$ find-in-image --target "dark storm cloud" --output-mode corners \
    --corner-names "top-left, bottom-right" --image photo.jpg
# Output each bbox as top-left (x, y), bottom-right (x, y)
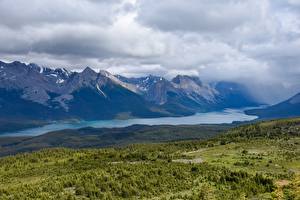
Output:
top-left (0, 0), bottom-right (299, 103)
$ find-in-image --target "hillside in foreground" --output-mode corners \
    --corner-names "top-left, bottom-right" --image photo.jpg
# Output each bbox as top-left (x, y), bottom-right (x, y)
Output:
top-left (0, 118), bottom-right (299, 199)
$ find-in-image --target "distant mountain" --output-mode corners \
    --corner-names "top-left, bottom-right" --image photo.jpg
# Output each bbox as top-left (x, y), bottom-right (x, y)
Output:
top-left (212, 81), bottom-right (260, 109)
top-left (246, 93), bottom-right (300, 119)
top-left (0, 61), bottom-right (260, 121)
top-left (121, 74), bottom-right (259, 113)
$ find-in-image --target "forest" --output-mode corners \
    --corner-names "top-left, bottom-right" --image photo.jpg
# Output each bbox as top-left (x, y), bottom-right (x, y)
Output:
top-left (0, 118), bottom-right (299, 199)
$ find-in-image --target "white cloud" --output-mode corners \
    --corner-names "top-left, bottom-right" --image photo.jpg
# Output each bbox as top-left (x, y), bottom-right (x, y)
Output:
top-left (288, 0), bottom-right (300, 6)
top-left (137, 0), bottom-right (262, 32)
top-left (0, 0), bottom-right (299, 103)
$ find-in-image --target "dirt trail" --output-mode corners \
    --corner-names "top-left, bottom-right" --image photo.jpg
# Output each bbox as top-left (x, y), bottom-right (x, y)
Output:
top-left (172, 158), bottom-right (203, 164)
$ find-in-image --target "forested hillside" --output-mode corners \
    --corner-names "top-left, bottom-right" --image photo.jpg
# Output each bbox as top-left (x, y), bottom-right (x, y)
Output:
top-left (0, 118), bottom-right (299, 199)
top-left (0, 124), bottom-right (230, 157)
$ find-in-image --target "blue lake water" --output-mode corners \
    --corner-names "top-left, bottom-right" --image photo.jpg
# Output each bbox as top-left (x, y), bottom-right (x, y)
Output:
top-left (1, 109), bottom-right (257, 137)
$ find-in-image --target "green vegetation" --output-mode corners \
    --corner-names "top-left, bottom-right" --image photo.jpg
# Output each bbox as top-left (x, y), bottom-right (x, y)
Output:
top-left (0, 124), bottom-right (230, 157)
top-left (0, 118), bottom-right (299, 199)
top-left (0, 119), bottom-right (47, 133)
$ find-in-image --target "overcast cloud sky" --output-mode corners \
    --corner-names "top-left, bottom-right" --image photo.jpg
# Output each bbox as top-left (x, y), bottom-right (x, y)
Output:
top-left (0, 0), bottom-right (299, 103)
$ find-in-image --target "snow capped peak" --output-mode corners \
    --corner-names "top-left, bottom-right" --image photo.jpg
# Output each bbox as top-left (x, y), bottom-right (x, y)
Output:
top-left (99, 70), bottom-right (111, 77)
top-left (84, 66), bottom-right (94, 71)
top-left (28, 63), bottom-right (44, 73)
top-left (54, 68), bottom-right (72, 78)
top-left (62, 68), bottom-right (71, 76)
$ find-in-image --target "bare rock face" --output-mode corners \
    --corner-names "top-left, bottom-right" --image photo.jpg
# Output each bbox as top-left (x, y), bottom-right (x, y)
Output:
top-left (172, 75), bottom-right (218, 104)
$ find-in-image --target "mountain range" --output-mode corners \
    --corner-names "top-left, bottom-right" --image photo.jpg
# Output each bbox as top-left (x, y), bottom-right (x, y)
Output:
top-left (0, 61), bottom-right (260, 121)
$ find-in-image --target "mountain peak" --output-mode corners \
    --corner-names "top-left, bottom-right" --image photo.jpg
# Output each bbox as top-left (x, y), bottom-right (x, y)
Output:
top-left (28, 63), bottom-right (44, 73)
top-left (11, 61), bottom-right (23, 65)
top-left (81, 67), bottom-right (96, 76)
top-left (99, 70), bottom-right (112, 77)
top-left (82, 66), bottom-right (94, 72)
top-left (172, 75), bottom-right (202, 86)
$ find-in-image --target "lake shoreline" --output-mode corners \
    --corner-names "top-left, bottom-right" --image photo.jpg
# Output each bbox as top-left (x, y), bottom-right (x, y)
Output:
top-left (0, 108), bottom-right (257, 137)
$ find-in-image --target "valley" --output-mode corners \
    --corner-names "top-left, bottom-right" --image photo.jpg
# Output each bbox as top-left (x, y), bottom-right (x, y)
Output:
top-left (0, 118), bottom-right (299, 199)
top-left (0, 1), bottom-right (299, 199)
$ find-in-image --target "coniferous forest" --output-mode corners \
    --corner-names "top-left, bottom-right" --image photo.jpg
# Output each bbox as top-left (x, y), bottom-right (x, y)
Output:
top-left (0, 118), bottom-right (299, 199)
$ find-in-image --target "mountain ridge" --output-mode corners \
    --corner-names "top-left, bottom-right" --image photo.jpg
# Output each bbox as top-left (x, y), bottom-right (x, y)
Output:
top-left (246, 92), bottom-right (300, 119)
top-left (0, 60), bottom-right (260, 121)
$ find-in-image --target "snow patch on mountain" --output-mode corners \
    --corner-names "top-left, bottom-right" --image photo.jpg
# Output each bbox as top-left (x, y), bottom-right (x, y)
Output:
top-left (56, 79), bottom-right (65, 84)
top-left (96, 84), bottom-right (107, 98)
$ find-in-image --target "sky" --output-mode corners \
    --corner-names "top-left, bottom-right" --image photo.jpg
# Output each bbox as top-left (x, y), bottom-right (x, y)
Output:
top-left (0, 0), bottom-right (299, 103)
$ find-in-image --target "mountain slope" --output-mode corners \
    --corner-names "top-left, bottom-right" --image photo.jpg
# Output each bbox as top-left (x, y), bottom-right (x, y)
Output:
top-left (0, 118), bottom-right (299, 199)
top-left (246, 93), bottom-right (300, 119)
top-left (213, 81), bottom-right (259, 109)
top-left (0, 88), bottom-right (67, 120)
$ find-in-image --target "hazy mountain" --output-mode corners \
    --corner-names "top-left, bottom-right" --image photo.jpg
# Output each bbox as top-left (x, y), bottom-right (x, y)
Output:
top-left (119, 75), bottom-right (213, 114)
top-left (120, 74), bottom-right (259, 113)
top-left (212, 81), bottom-right (260, 109)
top-left (0, 61), bottom-right (260, 121)
top-left (246, 93), bottom-right (300, 119)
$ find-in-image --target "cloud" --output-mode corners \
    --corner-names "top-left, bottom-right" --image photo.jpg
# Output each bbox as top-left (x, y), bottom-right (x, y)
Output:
top-left (137, 0), bottom-right (261, 32)
top-left (0, 0), bottom-right (121, 28)
top-left (0, 0), bottom-right (299, 103)
top-left (288, 0), bottom-right (300, 6)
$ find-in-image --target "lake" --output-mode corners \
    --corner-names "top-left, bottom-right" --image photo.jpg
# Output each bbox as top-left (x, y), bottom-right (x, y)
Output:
top-left (1, 108), bottom-right (257, 137)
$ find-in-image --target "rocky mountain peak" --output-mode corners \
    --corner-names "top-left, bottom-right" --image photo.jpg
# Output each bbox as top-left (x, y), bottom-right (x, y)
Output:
top-left (99, 70), bottom-right (111, 77)
top-left (82, 67), bottom-right (96, 75)
top-left (172, 75), bottom-right (202, 86)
